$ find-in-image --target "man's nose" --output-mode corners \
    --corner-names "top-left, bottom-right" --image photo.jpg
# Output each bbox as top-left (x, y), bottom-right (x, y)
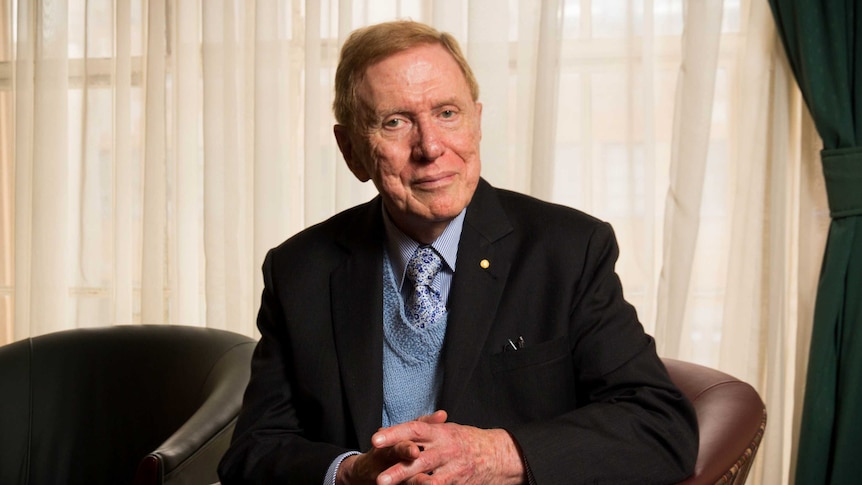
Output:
top-left (412, 120), bottom-right (444, 162)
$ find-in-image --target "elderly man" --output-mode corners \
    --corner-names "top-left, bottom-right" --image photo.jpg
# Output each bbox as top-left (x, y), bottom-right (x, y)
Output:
top-left (218, 20), bottom-right (698, 485)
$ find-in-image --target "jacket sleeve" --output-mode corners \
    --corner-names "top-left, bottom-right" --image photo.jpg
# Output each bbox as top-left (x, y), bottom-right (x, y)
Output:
top-left (217, 250), bottom-right (349, 484)
top-left (507, 222), bottom-right (699, 484)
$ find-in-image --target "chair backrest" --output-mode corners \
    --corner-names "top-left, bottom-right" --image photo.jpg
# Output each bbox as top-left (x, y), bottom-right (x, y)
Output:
top-left (0, 325), bottom-right (256, 485)
top-left (663, 358), bottom-right (767, 485)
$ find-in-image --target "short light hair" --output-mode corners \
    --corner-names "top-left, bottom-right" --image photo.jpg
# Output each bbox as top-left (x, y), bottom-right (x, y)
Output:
top-left (333, 20), bottom-right (479, 130)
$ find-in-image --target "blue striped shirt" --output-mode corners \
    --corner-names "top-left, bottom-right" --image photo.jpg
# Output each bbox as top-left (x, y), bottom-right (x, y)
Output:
top-left (382, 207), bottom-right (465, 306)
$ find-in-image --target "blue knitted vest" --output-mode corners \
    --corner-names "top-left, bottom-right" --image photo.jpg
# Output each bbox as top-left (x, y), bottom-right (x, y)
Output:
top-left (381, 252), bottom-right (448, 427)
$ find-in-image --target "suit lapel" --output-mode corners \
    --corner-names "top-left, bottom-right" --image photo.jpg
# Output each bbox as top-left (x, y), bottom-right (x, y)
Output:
top-left (331, 199), bottom-right (385, 448)
top-left (439, 180), bottom-right (514, 413)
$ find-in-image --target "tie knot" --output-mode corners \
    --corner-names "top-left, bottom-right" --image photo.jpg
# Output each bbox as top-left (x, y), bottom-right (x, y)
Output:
top-left (407, 246), bottom-right (442, 287)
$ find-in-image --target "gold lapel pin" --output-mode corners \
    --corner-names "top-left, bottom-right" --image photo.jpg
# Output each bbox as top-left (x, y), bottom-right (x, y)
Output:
top-left (480, 259), bottom-right (490, 269)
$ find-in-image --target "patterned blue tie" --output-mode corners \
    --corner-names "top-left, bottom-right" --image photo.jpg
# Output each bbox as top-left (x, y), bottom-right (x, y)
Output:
top-left (406, 246), bottom-right (445, 329)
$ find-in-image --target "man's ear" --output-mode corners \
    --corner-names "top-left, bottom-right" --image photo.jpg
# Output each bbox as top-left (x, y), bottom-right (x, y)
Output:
top-left (334, 124), bottom-right (370, 182)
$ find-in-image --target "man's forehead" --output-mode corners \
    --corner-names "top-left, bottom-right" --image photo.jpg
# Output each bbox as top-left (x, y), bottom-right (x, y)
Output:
top-left (359, 46), bottom-right (469, 98)
top-left (364, 44), bottom-right (459, 76)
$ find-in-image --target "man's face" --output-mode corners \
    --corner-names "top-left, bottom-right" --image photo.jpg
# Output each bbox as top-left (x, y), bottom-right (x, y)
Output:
top-left (335, 43), bottom-right (482, 242)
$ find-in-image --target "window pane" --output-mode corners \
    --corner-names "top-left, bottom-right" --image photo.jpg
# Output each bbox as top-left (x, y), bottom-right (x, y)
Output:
top-left (592, 0), bottom-right (638, 39)
top-left (654, 0), bottom-right (683, 36)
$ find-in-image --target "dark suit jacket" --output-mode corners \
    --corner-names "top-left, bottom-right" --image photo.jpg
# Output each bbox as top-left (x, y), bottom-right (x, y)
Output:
top-left (218, 179), bottom-right (698, 484)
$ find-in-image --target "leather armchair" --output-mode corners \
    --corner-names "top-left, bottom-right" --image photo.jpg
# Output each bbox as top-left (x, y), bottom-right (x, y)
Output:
top-left (664, 358), bottom-right (767, 485)
top-left (0, 325), bottom-right (256, 485)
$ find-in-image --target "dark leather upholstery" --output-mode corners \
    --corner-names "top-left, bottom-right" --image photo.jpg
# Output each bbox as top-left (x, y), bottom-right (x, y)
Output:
top-left (0, 325), bottom-right (256, 485)
top-left (665, 358), bottom-right (767, 485)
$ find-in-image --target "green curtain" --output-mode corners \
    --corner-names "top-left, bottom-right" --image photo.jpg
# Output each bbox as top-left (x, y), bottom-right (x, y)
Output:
top-left (768, 1), bottom-right (862, 483)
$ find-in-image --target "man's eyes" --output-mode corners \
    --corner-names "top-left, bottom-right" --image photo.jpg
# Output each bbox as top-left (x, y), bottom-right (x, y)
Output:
top-left (380, 109), bottom-right (458, 128)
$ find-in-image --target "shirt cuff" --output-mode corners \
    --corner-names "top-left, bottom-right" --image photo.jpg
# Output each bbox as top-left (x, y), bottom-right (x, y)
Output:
top-left (323, 451), bottom-right (361, 485)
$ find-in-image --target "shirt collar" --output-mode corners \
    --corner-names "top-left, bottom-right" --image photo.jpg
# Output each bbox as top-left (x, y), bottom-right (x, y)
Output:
top-left (382, 207), bottom-right (466, 288)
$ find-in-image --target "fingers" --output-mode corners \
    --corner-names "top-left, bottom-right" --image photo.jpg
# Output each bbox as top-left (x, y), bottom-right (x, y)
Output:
top-left (416, 409), bottom-right (448, 424)
top-left (391, 439), bottom-right (422, 461)
top-left (344, 440), bottom-right (426, 484)
top-left (369, 411), bottom-right (452, 484)
top-left (377, 450), bottom-right (438, 485)
top-left (373, 410), bottom-right (448, 449)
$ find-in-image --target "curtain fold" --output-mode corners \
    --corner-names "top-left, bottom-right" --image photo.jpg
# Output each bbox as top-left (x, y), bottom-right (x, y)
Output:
top-left (173, 0), bottom-right (203, 326)
top-left (15, 0), bottom-right (70, 338)
top-left (768, 1), bottom-right (862, 482)
top-left (0, 2), bottom-right (10, 342)
top-left (112, 0), bottom-right (134, 325)
top-left (253, 0), bottom-right (289, 331)
top-left (141, 0), bottom-right (168, 324)
top-left (466, 0), bottom-right (512, 191)
top-left (527, 0), bottom-right (563, 199)
top-left (654, 0), bottom-right (723, 358)
top-left (721, 9), bottom-right (806, 481)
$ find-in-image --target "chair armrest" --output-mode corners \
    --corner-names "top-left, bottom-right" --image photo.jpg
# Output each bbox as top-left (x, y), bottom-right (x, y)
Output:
top-left (663, 358), bottom-right (767, 485)
top-left (135, 341), bottom-right (255, 485)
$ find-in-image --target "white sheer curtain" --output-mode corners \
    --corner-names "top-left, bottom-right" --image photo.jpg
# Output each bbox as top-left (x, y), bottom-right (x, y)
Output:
top-left (0, 1), bottom-right (829, 483)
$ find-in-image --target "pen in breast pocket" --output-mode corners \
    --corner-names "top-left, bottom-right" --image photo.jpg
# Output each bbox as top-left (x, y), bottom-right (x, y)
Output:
top-left (506, 336), bottom-right (526, 351)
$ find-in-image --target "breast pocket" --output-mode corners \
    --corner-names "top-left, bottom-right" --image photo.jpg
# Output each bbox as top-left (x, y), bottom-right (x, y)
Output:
top-left (489, 336), bottom-right (578, 420)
